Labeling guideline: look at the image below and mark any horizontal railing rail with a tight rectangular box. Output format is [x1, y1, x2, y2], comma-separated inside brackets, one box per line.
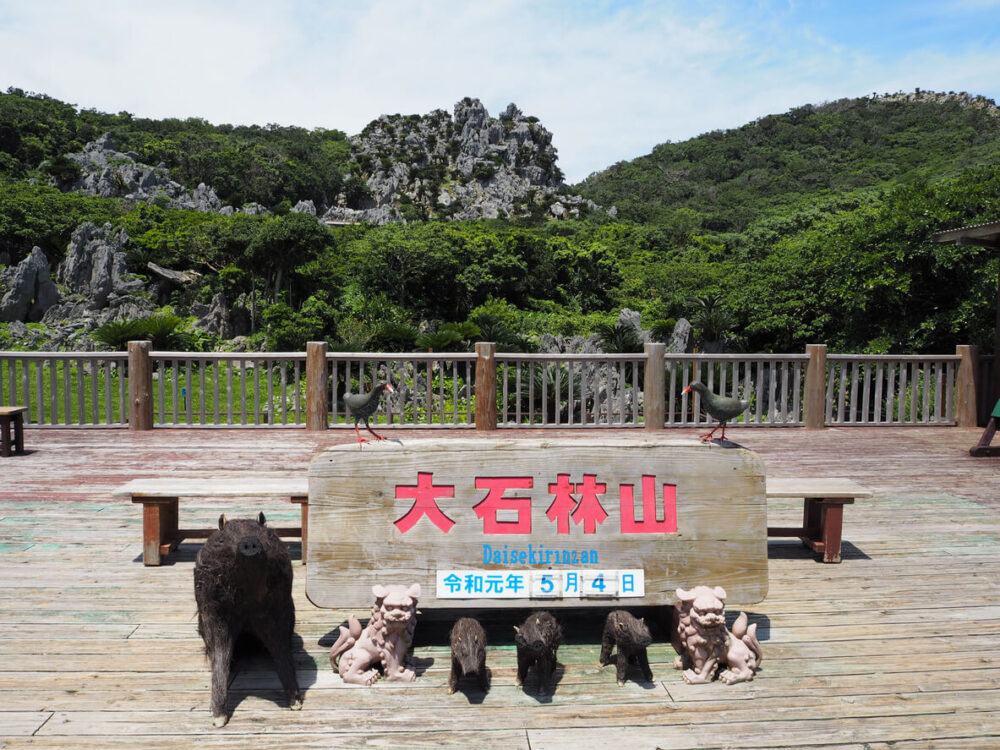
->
[0, 343, 990, 430]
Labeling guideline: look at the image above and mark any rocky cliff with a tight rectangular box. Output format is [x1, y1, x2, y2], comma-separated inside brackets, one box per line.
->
[322, 98, 606, 224]
[59, 133, 269, 215]
[56, 98, 607, 225]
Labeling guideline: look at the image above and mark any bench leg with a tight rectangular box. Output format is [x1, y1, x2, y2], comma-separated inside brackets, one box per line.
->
[970, 418, 999, 457]
[819, 503, 845, 564]
[138, 497, 179, 566]
[802, 497, 822, 539]
[800, 498, 847, 563]
[800, 497, 822, 554]
[13, 414, 24, 454]
[0, 416, 10, 457]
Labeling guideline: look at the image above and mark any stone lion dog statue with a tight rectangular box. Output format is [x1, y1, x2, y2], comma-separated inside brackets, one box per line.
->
[672, 585, 762, 684]
[329, 583, 420, 686]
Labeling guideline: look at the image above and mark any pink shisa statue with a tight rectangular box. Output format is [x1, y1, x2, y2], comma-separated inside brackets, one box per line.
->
[329, 583, 421, 686]
[672, 585, 762, 684]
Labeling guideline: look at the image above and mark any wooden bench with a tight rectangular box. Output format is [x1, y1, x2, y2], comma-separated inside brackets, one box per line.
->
[0, 406, 27, 456]
[113, 477, 308, 566]
[766, 477, 871, 563]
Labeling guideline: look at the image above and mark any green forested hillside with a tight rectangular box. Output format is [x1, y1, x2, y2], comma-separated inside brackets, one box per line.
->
[576, 93, 1000, 231]
[0, 88, 998, 355]
[0, 88, 352, 208]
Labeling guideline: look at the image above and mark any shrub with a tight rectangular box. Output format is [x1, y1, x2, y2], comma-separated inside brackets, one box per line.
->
[472, 163, 496, 181]
[92, 313, 185, 350]
[415, 329, 463, 352]
[650, 318, 676, 343]
[594, 322, 643, 353]
[371, 321, 419, 351]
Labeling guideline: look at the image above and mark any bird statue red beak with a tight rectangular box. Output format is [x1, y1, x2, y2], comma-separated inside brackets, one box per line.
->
[682, 385, 691, 395]
[385, 383, 395, 393]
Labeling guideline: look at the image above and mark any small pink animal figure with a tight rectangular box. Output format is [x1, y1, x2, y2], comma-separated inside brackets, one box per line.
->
[673, 585, 762, 684]
[329, 583, 420, 686]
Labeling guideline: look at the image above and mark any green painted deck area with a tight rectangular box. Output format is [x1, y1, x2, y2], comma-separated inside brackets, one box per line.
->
[0, 426, 998, 748]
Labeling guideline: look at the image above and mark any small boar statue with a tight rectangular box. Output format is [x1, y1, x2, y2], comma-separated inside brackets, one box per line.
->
[329, 583, 421, 686]
[448, 617, 489, 694]
[514, 610, 562, 694]
[599, 609, 653, 686]
[673, 585, 762, 685]
[193, 512, 302, 727]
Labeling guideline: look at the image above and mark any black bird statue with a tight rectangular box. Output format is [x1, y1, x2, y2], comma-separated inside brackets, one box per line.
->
[345, 382, 394, 444]
[683, 381, 750, 443]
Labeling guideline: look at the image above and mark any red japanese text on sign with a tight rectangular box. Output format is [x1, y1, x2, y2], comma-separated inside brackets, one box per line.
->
[619, 476, 677, 534]
[394, 472, 456, 533]
[545, 474, 609, 535]
[545, 474, 577, 534]
[571, 474, 609, 533]
[393, 472, 677, 536]
[473, 476, 534, 534]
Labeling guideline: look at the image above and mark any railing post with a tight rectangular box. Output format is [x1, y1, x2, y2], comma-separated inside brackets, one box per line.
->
[475, 341, 497, 431]
[956, 344, 979, 428]
[804, 344, 827, 429]
[306, 341, 329, 431]
[128, 340, 153, 431]
[644, 342, 665, 430]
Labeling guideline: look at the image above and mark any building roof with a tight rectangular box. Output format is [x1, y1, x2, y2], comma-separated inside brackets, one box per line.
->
[933, 220, 1000, 246]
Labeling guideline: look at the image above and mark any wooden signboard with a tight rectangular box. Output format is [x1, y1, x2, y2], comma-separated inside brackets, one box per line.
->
[306, 438, 767, 609]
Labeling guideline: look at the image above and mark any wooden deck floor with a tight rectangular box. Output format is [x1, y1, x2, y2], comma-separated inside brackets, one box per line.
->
[0, 426, 998, 749]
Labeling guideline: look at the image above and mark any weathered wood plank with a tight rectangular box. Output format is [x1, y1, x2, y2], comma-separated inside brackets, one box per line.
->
[28, 689, 1000, 735]
[307, 438, 768, 608]
[527, 712, 1000, 750]
[1, 426, 1000, 748]
[111, 477, 307, 498]
[0, 711, 53, 736]
[0, 731, 531, 749]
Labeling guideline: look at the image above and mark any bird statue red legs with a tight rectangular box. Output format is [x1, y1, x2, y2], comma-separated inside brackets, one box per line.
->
[683, 382, 749, 444]
[699, 419, 727, 443]
[354, 419, 383, 444]
[346, 382, 395, 445]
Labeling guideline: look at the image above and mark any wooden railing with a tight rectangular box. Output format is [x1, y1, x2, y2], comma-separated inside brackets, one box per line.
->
[149, 351, 307, 426]
[0, 351, 129, 426]
[825, 354, 961, 425]
[0, 342, 990, 430]
[662, 353, 807, 428]
[327, 351, 476, 428]
[495, 352, 646, 427]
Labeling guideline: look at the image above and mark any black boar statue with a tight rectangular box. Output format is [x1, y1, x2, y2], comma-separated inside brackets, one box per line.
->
[193, 512, 302, 727]
[448, 617, 490, 694]
[599, 609, 654, 686]
[514, 610, 562, 694]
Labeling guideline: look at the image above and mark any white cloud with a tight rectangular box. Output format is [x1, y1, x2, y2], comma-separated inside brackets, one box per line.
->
[2, 0, 1000, 183]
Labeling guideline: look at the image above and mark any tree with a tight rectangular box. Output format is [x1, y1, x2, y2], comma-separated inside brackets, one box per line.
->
[246, 212, 334, 305]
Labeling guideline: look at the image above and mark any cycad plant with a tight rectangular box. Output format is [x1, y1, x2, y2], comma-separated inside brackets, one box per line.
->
[691, 293, 735, 343]
[594, 322, 644, 353]
[92, 314, 187, 350]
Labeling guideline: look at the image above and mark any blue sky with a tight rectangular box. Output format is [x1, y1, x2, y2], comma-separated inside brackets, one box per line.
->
[3, 0, 1000, 183]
